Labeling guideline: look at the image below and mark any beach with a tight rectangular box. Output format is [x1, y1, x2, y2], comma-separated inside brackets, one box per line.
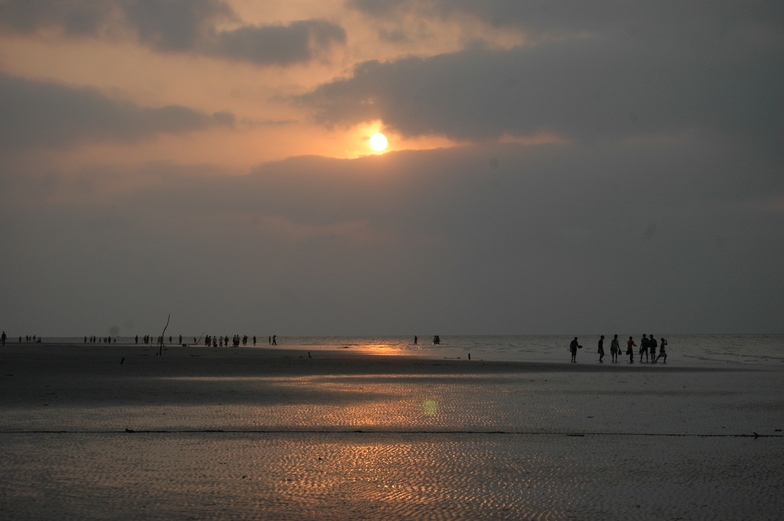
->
[1, 343, 783, 520]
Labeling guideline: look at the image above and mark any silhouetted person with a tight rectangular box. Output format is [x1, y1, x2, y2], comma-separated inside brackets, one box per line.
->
[569, 337, 582, 363]
[656, 338, 668, 363]
[179, 335, 182, 344]
[272, 335, 277, 345]
[610, 334, 620, 363]
[253, 336, 257, 346]
[627, 337, 636, 363]
[649, 335, 657, 362]
[1, 331, 5, 346]
[597, 335, 605, 363]
[414, 335, 418, 345]
[433, 335, 440, 345]
[640, 334, 649, 362]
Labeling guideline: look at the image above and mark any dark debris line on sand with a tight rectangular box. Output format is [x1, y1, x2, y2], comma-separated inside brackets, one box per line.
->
[2, 429, 781, 438]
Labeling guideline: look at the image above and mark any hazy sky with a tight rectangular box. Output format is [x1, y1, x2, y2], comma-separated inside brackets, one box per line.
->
[1, 0, 782, 336]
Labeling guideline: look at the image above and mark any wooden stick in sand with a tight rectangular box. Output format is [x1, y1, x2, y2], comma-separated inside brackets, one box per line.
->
[158, 314, 170, 356]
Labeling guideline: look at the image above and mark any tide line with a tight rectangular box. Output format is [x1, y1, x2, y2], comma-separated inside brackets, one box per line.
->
[0, 429, 781, 438]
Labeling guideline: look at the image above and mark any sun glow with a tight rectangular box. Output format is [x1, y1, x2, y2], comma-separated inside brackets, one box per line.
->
[369, 133, 388, 152]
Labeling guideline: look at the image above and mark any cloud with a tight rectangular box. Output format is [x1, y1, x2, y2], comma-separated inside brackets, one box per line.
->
[346, 0, 409, 18]
[213, 20, 346, 66]
[0, 0, 346, 66]
[348, 0, 784, 33]
[0, 0, 120, 37]
[0, 71, 234, 151]
[298, 32, 784, 144]
[121, 0, 232, 51]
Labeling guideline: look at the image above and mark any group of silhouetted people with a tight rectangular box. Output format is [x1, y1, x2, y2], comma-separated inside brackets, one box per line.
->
[201, 335, 256, 347]
[0, 331, 27, 345]
[571, 334, 668, 364]
[85, 336, 117, 343]
[198, 335, 276, 347]
[12, 335, 42, 343]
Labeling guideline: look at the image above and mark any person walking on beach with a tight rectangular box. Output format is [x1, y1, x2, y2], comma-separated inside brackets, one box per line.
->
[569, 337, 582, 363]
[649, 335, 657, 362]
[640, 334, 649, 363]
[597, 335, 605, 363]
[610, 334, 620, 363]
[414, 335, 418, 344]
[656, 338, 668, 363]
[1, 331, 5, 346]
[627, 336, 636, 363]
[272, 335, 277, 345]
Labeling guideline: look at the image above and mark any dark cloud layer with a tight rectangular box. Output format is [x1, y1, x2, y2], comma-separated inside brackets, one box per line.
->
[0, 72, 233, 151]
[332, 1, 784, 148]
[299, 34, 783, 144]
[0, 0, 345, 66]
[0, 0, 230, 43]
[349, 0, 784, 33]
[2, 140, 782, 335]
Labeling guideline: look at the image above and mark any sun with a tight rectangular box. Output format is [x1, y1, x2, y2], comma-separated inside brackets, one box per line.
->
[369, 133, 388, 152]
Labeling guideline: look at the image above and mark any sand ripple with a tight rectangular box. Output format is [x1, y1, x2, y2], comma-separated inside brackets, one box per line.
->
[2, 433, 783, 520]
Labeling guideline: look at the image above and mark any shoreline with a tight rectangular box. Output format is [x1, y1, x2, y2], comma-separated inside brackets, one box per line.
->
[0, 342, 765, 377]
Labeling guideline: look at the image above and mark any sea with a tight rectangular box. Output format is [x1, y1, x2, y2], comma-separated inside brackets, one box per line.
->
[26, 334, 784, 367]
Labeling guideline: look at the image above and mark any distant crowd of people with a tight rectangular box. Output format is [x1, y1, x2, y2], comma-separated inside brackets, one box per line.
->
[570, 334, 668, 364]
[199, 334, 262, 347]
[132, 334, 277, 347]
[86, 336, 117, 343]
[2, 333, 42, 344]
[1, 333, 278, 347]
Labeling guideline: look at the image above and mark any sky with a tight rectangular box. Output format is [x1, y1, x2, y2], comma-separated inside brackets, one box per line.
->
[1, 0, 782, 337]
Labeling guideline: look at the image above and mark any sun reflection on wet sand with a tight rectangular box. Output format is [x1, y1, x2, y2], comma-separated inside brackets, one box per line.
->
[4, 432, 780, 520]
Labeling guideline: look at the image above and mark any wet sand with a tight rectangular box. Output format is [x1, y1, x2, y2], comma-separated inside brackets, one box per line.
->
[2, 343, 783, 520]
